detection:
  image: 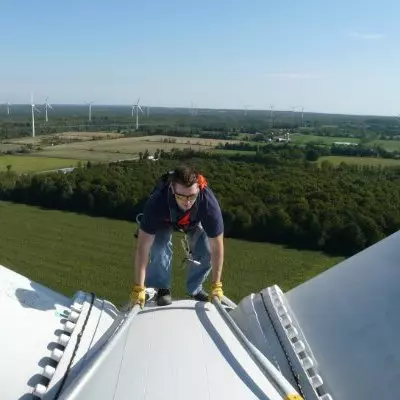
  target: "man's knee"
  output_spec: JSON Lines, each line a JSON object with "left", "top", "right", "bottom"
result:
{"left": 146, "top": 231, "right": 173, "bottom": 288}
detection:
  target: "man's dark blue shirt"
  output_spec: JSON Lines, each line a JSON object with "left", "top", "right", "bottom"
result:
{"left": 140, "top": 184, "right": 224, "bottom": 238}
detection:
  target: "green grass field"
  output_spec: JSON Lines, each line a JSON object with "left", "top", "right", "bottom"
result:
{"left": 0, "top": 155, "right": 80, "bottom": 173}
{"left": 212, "top": 149, "right": 257, "bottom": 156}
{"left": 212, "top": 149, "right": 400, "bottom": 167}
{"left": 291, "top": 134, "right": 360, "bottom": 145}
{"left": 318, "top": 155, "right": 400, "bottom": 167}
{"left": 292, "top": 134, "right": 400, "bottom": 151}
{"left": 17, "top": 135, "right": 240, "bottom": 162}
{"left": 5, "top": 133, "right": 400, "bottom": 170}
{"left": 0, "top": 202, "right": 344, "bottom": 307}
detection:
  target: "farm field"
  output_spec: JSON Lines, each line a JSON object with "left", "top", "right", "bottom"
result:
{"left": 0, "top": 202, "right": 344, "bottom": 307}
{"left": 0, "top": 155, "right": 80, "bottom": 173}
{"left": 213, "top": 149, "right": 400, "bottom": 167}
{"left": 212, "top": 149, "right": 257, "bottom": 156}
{"left": 55, "top": 131, "right": 125, "bottom": 140}
{"left": 0, "top": 143, "right": 27, "bottom": 152}
{"left": 2, "top": 134, "right": 241, "bottom": 163}
{"left": 5, "top": 131, "right": 400, "bottom": 172}
{"left": 318, "top": 155, "right": 400, "bottom": 167}
{"left": 2, "top": 131, "right": 124, "bottom": 145}
{"left": 35, "top": 150, "right": 139, "bottom": 162}
{"left": 291, "top": 134, "right": 400, "bottom": 151}
{"left": 291, "top": 134, "right": 360, "bottom": 145}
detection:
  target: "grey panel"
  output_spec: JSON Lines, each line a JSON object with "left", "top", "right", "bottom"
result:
{"left": 287, "top": 230, "right": 400, "bottom": 400}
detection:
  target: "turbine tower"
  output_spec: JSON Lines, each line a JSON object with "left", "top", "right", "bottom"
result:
{"left": 270, "top": 104, "right": 274, "bottom": 128}
{"left": 85, "top": 101, "right": 94, "bottom": 122}
{"left": 3, "top": 101, "right": 11, "bottom": 115}
{"left": 30, "top": 94, "right": 40, "bottom": 141}
{"left": 44, "top": 97, "right": 53, "bottom": 123}
{"left": 291, "top": 106, "right": 296, "bottom": 127}
{"left": 134, "top": 98, "right": 143, "bottom": 130}
{"left": 190, "top": 101, "right": 198, "bottom": 116}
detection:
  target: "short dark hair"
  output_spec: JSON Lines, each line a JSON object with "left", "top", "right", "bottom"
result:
{"left": 171, "top": 165, "right": 199, "bottom": 187}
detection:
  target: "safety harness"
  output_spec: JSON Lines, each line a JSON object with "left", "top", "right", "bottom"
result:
{"left": 154, "top": 170, "right": 208, "bottom": 234}
{"left": 135, "top": 170, "right": 208, "bottom": 267}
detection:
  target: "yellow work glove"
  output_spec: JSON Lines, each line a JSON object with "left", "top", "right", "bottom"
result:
{"left": 129, "top": 284, "right": 146, "bottom": 309}
{"left": 209, "top": 281, "right": 224, "bottom": 301}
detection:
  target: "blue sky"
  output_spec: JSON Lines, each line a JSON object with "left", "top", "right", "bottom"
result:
{"left": 1, "top": 0, "right": 399, "bottom": 115}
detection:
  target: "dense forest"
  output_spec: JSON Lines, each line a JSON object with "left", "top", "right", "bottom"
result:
{"left": 1, "top": 149, "right": 400, "bottom": 257}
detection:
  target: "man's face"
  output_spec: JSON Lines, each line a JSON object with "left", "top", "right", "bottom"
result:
{"left": 172, "top": 182, "right": 199, "bottom": 211}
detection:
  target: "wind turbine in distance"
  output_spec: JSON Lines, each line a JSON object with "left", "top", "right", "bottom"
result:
{"left": 3, "top": 101, "right": 11, "bottom": 115}
{"left": 190, "top": 101, "right": 198, "bottom": 116}
{"left": 85, "top": 101, "right": 94, "bottom": 122}
{"left": 30, "top": 94, "right": 41, "bottom": 141}
{"left": 134, "top": 98, "right": 144, "bottom": 130}
{"left": 270, "top": 104, "right": 274, "bottom": 125}
{"left": 44, "top": 97, "right": 53, "bottom": 123}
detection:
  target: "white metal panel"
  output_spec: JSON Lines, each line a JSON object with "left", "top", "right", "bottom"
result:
{"left": 229, "top": 293, "right": 299, "bottom": 390}
{"left": 0, "top": 265, "right": 71, "bottom": 399}
{"left": 61, "top": 300, "right": 290, "bottom": 400}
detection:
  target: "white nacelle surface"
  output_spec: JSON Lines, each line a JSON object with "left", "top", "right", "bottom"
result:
{"left": 0, "top": 265, "right": 71, "bottom": 399}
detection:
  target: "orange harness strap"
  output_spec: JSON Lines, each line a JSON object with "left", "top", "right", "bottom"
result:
{"left": 198, "top": 174, "right": 208, "bottom": 190}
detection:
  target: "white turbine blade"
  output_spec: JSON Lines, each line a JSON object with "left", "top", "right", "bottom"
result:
{"left": 138, "top": 105, "right": 144, "bottom": 113}
{"left": 48, "top": 103, "right": 53, "bottom": 109}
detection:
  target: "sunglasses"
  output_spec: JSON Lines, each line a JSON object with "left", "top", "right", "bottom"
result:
{"left": 174, "top": 192, "right": 199, "bottom": 202}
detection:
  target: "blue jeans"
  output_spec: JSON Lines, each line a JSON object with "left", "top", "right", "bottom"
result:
{"left": 144, "top": 224, "right": 212, "bottom": 295}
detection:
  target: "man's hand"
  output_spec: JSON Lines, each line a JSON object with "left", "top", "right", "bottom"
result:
{"left": 130, "top": 284, "right": 146, "bottom": 309}
{"left": 209, "top": 281, "right": 224, "bottom": 301}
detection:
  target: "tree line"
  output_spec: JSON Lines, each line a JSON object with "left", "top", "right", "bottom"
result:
{"left": 218, "top": 141, "right": 400, "bottom": 161}
{"left": 1, "top": 149, "right": 400, "bottom": 256}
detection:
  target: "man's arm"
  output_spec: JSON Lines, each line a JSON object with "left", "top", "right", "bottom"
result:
{"left": 200, "top": 188, "right": 225, "bottom": 284}
{"left": 209, "top": 232, "right": 224, "bottom": 283}
{"left": 134, "top": 229, "right": 155, "bottom": 286}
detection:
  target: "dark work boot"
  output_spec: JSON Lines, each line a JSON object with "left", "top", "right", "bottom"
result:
{"left": 156, "top": 288, "right": 172, "bottom": 306}
{"left": 190, "top": 289, "right": 209, "bottom": 302}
